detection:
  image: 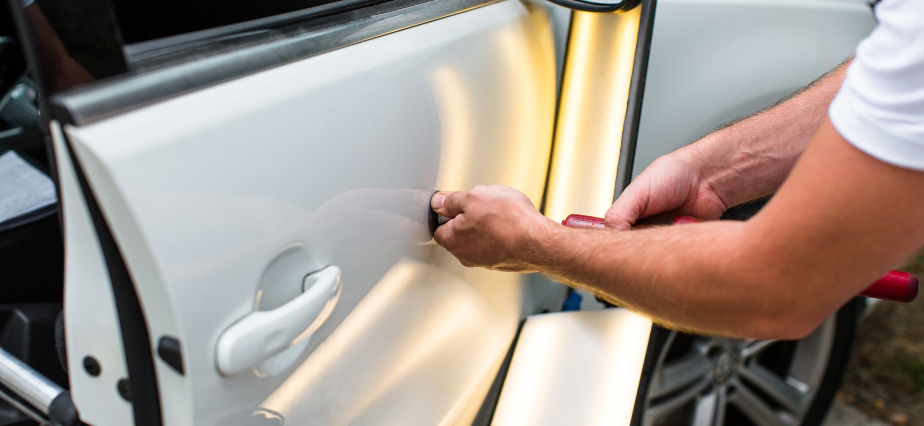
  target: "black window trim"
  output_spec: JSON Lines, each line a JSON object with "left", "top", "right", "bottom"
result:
{"left": 50, "top": 0, "right": 501, "bottom": 127}
{"left": 122, "top": 0, "right": 389, "bottom": 63}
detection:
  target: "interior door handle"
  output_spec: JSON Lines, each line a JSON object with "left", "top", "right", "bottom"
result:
{"left": 216, "top": 265, "right": 342, "bottom": 375}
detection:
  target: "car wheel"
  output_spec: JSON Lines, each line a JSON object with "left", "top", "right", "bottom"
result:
{"left": 640, "top": 298, "right": 860, "bottom": 426}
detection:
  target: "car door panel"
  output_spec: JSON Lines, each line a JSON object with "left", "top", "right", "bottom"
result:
{"left": 49, "top": 123, "right": 134, "bottom": 426}
{"left": 255, "top": 257, "right": 519, "bottom": 425}
{"left": 59, "top": 1, "right": 560, "bottom": 424}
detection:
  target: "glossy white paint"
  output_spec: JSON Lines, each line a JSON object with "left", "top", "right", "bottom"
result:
{"left": 50, "top": 122, "right": 133, "bottom": 426}
{"left": 492, "top": 309, "right": 652, "bottom": 426}
{"left": 258, "top": 257, "right": 537, "bottom": 424}
{"left": 633, "top": 0, "right": 876, "bottom": 176}
{"left": 63, "top": 1, "right": 560, "bottom": 424}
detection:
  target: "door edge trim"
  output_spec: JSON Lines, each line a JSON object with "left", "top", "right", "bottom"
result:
{"left": 60, "top": 129, "right": 163, "bottom": 426}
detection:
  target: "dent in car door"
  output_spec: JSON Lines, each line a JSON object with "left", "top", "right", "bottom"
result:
{"left": 45, "top": 0, "right": 562, "bottom": 424}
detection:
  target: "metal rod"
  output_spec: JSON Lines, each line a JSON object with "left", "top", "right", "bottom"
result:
{"left": 0, "top": 347, "right": 63, "bottom": 415}
{"left": 0, "top": 386, "right": 52, "bottom": 425}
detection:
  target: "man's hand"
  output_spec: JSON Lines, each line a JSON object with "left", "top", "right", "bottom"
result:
{"left": 430, "top": 185, "right": 554, "bottom": 271}
{"left": 606, "top": 58, "right": 851, "bottom": 231}
{"left": 605, "top": 149, "right": 727, "bottom": 230}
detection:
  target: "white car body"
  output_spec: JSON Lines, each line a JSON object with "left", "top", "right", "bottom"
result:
{"left": 635, "top": 0, "right": 875, "bottom": 174}
{"left": 25, "top": 0, "right": 875, "bottom": 424}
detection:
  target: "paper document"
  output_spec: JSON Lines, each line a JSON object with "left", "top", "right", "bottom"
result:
{"left": 0, "top": 151, "right": 56, "bottom": 225}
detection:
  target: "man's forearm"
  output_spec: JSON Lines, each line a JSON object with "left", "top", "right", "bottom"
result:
{"left": 431, "top": 120, "right": 924, "bottom": 339}
{"left": 529, "top": 221, "right": 790, "bottom": 338}
{"left": 520, "top": 120, "right": 924, "bottom": 340}
{"left": 685, "top": 58, "right": 851, "bottom": 208}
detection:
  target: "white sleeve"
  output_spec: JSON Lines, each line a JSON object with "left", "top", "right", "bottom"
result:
{"left": 828, "top": 0, "right": 924, "bottom": 171}
{"left": 19, "top": 0, "right": 34, "bottom": 9}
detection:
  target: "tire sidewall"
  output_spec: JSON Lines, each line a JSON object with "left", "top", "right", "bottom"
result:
{"left": 798, "top": 297, "right": 861, "bottom": 426}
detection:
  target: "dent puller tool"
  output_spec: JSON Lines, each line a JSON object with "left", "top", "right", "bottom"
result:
{"left": 561, "top": 214, "right": 919, "bottom": 303}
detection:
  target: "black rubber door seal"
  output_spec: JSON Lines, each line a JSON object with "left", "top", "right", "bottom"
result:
{"left": 63, "top": 139, "right": 163, "bottom": 426}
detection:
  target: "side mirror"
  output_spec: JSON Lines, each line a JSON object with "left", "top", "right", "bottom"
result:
{"left": 545, "top": 0, "right": 639, "bottom": 13}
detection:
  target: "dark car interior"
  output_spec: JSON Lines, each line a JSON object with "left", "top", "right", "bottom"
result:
{"left": 0, "top": 4, "right": 68, "bottom": 425}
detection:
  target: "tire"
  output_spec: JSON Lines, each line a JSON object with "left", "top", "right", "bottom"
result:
{"left": 638, "top": 298, "right": 860, "bottom": 426}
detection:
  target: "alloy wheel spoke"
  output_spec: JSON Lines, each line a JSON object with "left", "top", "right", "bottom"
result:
{"left": 737, "top": 363, "right": 808, "bottom": 415}
{"left": 691, "top": 391, "right": 717, "bottom": 426}
{"left": 644, "top": 377, "right": 712, "bottom": 426}
{"left": 648, "top": 352, "right": 713, "bottom": 399}
{"left": 740, "top": 339, "right": 775, "bottom": 359}
{"left": 727, "top": 379, "right": 791, "bottom": 426}
{"left": 691, "top": 386, "right": 726, "bottom": 426}
{"left": 714, "top": 386, "right": 727, "bottom": 426}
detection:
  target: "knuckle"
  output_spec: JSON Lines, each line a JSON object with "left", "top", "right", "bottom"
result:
{"left": 433, "top": 228, "right": 451, "bottom": 246}
{"left": 445, "top": 195, "right": 462, "bottom": 214}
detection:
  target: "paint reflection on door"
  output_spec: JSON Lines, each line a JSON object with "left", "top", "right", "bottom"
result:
{"left": 60, "top": 1, "right": 561, "bottom": 424}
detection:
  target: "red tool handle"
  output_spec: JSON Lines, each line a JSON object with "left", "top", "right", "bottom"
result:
{"left": 560, "top": 214, "right": 606, "bottom": 229}
{"left": 561, "top": 214, "right": 919, "bottom": 303}
{"left": 860, "top": 271, "right": 919, "bottom": 303}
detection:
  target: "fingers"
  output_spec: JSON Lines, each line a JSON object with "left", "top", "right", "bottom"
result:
{"left": 605, "top": 186, "right": 646, "bottom": 231}
{"left": 604, "top": 204, "right": 638, "bottom": 231}
{"left": 432, "top": 215, "right": 458, "bottom": 249}
{"left": 430, "top": 190, "right": 467, "bottom": 218}
{"left": 430, "top": 185, "right": 540, "bottom": 270}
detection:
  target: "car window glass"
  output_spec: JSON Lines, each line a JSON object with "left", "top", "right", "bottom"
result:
{"left": 111, "top": 0, "right": 344, "bottom": 44}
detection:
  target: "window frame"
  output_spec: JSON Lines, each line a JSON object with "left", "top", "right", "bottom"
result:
{"left": 47, "top": 0, "right": 500, "bottom": 126}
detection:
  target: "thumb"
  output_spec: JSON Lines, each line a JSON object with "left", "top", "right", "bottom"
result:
{"left": 604, "top": 211, "right": 635, "bottom": 231}
{"left": 605, "top": 192, "right": 644, "bottom": 231}
{"left": 430, "top": 191, "right": 467, "bottom": 218}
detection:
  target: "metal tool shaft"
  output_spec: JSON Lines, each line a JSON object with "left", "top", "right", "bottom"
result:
{"left": 0, "top": 346, "right": 63, "bottom": 415}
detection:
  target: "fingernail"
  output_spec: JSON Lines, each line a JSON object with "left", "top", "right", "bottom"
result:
{"left": 431, "top": 193, "right": 446, "bottom": 209}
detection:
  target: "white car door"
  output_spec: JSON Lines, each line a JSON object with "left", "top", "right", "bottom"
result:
{"left": 19, "top": 0, "right": 575, "bottom": 424}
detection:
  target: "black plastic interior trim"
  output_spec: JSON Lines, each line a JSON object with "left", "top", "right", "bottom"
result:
{"left": 0, "top": 203, "right": 56, "bottom": 233}
{"left": 48, "top": 391, "right": 78, "bottom": 426}
{"left": 62, "top": 139, "right": 163, "bottom": 426}
{"left": 6, "top": 0, "right": 49, "bottom": 125}
{"left": 8, "top": 0, "right": 128, "bottom": 104}
{"left": 613, "top": 0, "right": 656, "bottom": 201}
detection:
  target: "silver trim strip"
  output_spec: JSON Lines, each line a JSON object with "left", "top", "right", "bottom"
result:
{"left": 0, "top": 347, "right": 63, "bottom": 414}
{"left": 52, "top": 0, "right": 500, "bottom": 126}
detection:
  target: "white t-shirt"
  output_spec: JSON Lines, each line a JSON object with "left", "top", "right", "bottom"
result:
{"left": 829, "top": 0, "right": 924, "bottom": 171}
